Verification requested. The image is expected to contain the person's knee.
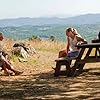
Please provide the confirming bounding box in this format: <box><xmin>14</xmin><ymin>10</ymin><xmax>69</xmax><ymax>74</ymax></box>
<box><xmin>59</xmin><ymin>50</ymin><xmax>67</xmax><ymax>57</ymax></box>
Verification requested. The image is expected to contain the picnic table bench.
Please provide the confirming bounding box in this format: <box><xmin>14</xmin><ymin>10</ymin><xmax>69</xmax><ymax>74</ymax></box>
<box><xmin>54</xmin><ymin>43</ymin><xmax>100</xmax><ymax>77</ymax></box>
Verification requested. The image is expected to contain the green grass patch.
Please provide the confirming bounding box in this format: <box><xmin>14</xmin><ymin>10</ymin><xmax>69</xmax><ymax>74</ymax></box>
<box><xmin>10</xmin><ymin>54</ymin><xmax>18</xmax><ymax>62</ymax></box>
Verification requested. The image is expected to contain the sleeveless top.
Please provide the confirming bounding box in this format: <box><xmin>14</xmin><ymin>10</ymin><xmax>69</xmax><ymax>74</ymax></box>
<box><xmin>68</xmin><ymin>36</ymin><xmax>79</xmax><ymax>52</ymax></box>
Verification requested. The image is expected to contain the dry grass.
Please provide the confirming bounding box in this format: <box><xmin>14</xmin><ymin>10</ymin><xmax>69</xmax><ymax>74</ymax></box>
<box><xmin>0</xmin><ymin>38</ymin><xmax>100</xmax><ymax>100</ymax></box>
<box><xmin>25</xmin><ymin>40</ymin><xmax>66</xmax><ymax>52</ymax></box>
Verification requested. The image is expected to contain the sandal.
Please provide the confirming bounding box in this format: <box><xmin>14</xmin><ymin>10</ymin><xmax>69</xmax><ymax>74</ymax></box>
<box><xmin>15</xmin><ymin>71</ymin><xmax>23</xmax><ymax>75</ymax></box>
<box><xmin>4</xmin><ymin>72</ymin><xmax>10</xmax><ymax>76</ymax></box>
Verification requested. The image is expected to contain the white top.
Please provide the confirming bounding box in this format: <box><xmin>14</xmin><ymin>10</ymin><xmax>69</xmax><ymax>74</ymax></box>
<box><xmin>68</xmin><ymin>36</ymin><xmax>79</xmax><ymax>52</ymax></box>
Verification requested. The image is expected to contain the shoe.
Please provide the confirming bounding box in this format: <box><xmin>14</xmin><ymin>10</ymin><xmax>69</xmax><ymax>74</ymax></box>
<box><xmin>15</xmin><ymin>71</ymin><xmax>23</xmax><ymax>75</ymax></box>
<box><xmin>4</xmin><ymin>72</ymin><xmax>10</xmax><ymax>76</ymax></box>
<box><xmin>4</xmin><ymin>72</ymin><xmax>14</xmax><ymax>76</ymax></box>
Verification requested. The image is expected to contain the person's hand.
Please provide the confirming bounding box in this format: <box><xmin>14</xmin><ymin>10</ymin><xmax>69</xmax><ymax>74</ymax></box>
<box><xmin>79</xmin><ymin>40</ymin><xmax>87</xmax><ymax>44</ymax></box>
<box><xmin>84</xmin><ymin>40</ymin><xmax>87</xmax><ymax>44</ymax></box>
<box><xmin>59</xmin><ymin>50</ymin><xmax>67</xmax><ymax>58</ymax></box>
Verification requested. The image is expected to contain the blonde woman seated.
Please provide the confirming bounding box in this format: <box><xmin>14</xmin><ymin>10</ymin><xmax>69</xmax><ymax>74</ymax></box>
<box><xmin>59</xmin><ymin>28</ymin><xmax>87</xmax><ymax>58</ymax></box>
<box><xmin>0</xmin><ymin>32</ymin><xmax>23</xmax><ymax>76</ymax></box>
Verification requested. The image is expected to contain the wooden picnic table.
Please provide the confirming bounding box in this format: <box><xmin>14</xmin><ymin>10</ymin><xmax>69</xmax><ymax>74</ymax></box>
<box><xmin>71</xmin><ymin>43</ymin><xmax>100</xmax><ymax>76</ymax></box>
<box><xmin>54</xmin><ymin>43</ymin><xmax>100</xmax><ymax>77</ymax></box>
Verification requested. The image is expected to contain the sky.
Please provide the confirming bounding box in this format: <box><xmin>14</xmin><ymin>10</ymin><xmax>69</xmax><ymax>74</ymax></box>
<box><xmin>0</xmin><ymin>0</ymin><xmax>100</xmax><ymax>19</ymax></box>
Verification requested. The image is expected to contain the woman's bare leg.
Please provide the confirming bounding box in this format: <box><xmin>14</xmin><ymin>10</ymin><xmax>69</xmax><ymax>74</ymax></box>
<box><xmin>2</xmin><ymin>61</ymin><xmax>10</xmax><ymax>75</ymax></box>
<box><xmin>3</xmin><ymin>61</ymin><xmax>23</xmax><ymax>75</ymax></box>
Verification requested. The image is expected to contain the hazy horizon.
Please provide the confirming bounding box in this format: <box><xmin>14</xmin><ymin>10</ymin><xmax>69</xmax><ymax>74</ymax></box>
<box><xmin>0</xmin><ymin>0</ymin><xmax>100</xmax><ymax>19</ymax></box>
<box><xmin>0</xmin><ymin>13</ymin><xmax>100</xmax><ymax>20</ymax></box>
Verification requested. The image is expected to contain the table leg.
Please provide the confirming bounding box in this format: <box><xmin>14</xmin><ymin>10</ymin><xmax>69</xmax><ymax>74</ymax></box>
<box><xmin>54</xmin><ymin>61</ymin><xmax>61</xmax><ymax>77</ymax></box>
<box><xmin>95</xmin><ymin>47</ymin><xmax>98</xmax><ymax>57</ymax></box>
<box><xmin>77</xmin><ymin>47</ymin><xmax>93</xmax><ymax>74</ymax></box>
<box><xmin>54</xmin><ymin>60</ymin><xmax>71</xmax><ymax>77</ymax></box>
<box><xmin>97</xmin><ymin>47</ymin><xmax>100</xmax><ymax>56</ymax></box>
<box><xmin>71</xmin><ymin>48</ymin><xmax>85</xmax><ymax>76</ymax></box>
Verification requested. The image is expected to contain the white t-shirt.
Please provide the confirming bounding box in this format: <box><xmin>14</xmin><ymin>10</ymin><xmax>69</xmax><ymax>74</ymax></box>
<box><xmin>68</xmin><ymin>36</ymin><xmax>79</xmax><ymax>52</ymax></box>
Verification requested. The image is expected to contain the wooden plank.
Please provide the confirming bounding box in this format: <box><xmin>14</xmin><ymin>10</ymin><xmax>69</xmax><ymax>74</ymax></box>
<box><xmin>88</xmin><ymin>56</ymin><xmax>100</xmax><ymax>58</ymax></box>
<box><xmin>77</xmin><ymin>57</ymin><xmax>100</xmax><ymax>64</ymax></box>
<box><xmin>85</xmin><ymin>48</ymin><xmax>93</xmax><ymax>58</ymax></box>
<box><xmin>95</xmin><ymin>48</ymin><xmax>98</xmax><ymax>57</ymax></box>
<box><xmin>76</xmin><ymin>43</ymin><xmax>100</xmax><ymax>48</ymax></box>
<box><xmin>97</xmin><ymin>47</ymin><xmax>100</xmax><ymax>55</ymax></box>
<box><xmin>55</xmin><ymin>57</ymin><xmax>70</xmax><ymax>62</ymax></box>
<box><xmin>77</xmin><ymin>47</ymin><xmax>93</xmax><ymax>69</ymax></box>
<box><xmin>55</xmin><ymin>56</ymin><xmax>77</xmax><ymax>62</ymax></box>
<box><xmin>92</xmin><ymin>39</ymin><xmax>100</xmax><ymax>43</ymax></box>
<box><xmin>71</xmin><ymin>48</ymin><xmax>85</xmax><ymax>76</ymax></box>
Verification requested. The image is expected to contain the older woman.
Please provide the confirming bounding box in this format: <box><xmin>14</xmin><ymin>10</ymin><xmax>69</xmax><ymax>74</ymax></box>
<box><xmin>0</xmin><ymin>32</ymin><xmax>23</xmax><ymax>76</ymax></box>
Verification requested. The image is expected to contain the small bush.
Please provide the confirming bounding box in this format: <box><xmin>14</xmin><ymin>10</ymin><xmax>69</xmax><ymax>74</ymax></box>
<box><xmin>29</xmin><ymin>35</ymin><xmax>41</xmax><ymax>41</ymax></box>
<box><xmin>49</xmin><ymin>36</ymin><xmax>56</xmax><ymax>41</ymax></box>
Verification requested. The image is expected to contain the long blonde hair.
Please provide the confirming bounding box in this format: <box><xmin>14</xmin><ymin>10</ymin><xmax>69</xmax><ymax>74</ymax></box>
<box><xmin>66</xmin><ymin>27</ymin><xmax>82</xmax><ymax>37</ymax></box>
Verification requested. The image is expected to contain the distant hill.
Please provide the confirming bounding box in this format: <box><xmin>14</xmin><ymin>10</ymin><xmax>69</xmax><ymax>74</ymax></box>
<box><xmin>0</xmin><ymin>14</ymin><xmax>100</xmax><ymax>27</ymax></box>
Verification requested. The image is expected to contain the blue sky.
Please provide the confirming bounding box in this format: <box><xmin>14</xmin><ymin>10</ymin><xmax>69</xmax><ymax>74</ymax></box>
<box><xmin>0</xmin><ymin>0</ymin><xmax>100</xmax><ymax>19</ymax></box>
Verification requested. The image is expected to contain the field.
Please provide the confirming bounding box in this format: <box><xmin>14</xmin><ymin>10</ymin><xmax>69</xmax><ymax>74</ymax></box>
<box><xmin>0</xmin><ymin>38</ymin><xmax>100</xmax><ymax>100</ymax></box>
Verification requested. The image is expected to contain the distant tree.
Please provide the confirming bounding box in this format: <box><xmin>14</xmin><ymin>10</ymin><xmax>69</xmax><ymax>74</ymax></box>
<box><xmin>29</xmin><ymin>35</ymin><xmax>41</xmax><ymax>41</ymax></box>
<box><xmin>49</xmin><ymin>36</ymin><xmax>56</xmax><ymax>41</ymax></box>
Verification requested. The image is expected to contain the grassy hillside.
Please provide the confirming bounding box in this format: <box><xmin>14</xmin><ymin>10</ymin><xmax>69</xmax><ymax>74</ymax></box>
<box><xmin>0</xmin><ymin>38</ymin><xmax>100</xmax><ymax>99</ymax></box>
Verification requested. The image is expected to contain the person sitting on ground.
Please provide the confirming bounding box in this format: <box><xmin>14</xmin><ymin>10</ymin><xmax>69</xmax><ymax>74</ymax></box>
<box><xmin>0</xmin><ymin>32</ymin><xmax>23</xmax><ymax>76</ymax></box>
<box><xmin>58</xmin><ymin>27</ymin><xmax>87</xmax><ymax>58</ymax></box>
